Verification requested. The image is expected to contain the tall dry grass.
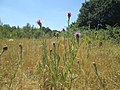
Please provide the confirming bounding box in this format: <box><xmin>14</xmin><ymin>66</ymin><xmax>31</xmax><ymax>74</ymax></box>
<box><xmin>0</xmin><ymin>38</ymin><xmax>120</xmax><ymax>90</ymax></box>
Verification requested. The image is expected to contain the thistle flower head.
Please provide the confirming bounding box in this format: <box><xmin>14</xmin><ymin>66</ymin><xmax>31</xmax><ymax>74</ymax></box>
<box><xmin>74</xmin><ymin>32</ymin><xmax>81</xmax><ymax>38</ymax></box>
<box><xmin>52</xmin><ymin>42</ymin><xmax>56</xmax><ymax>47</ymax></box>
<box><xmin>68</xmin><ymin>12</ymin><xmax>71</xmax><ymax>18</ymax></box>
<box><xmin>62</xmin><ymin>28</ymin><xmax>65</xmax><ymax>32</ymax></box>
<box><xmin>19</xmin><ymin>43</ymin><xmax>23</xmax><ymax>49</ymax></box>
<box><xmin>37</xmin><ymin>19</ymin><xmax>42</xmax><ymax>28</ymax></box>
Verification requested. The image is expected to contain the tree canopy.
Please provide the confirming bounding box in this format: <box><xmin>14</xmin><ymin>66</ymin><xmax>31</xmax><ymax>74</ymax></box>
<box><xmin>77</xmin><ymin>0</ymin><xmax>120</xmax><ymax>28</ymax></box>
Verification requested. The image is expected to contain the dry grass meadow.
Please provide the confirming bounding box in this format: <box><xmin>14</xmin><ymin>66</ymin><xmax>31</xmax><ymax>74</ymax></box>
<box><xmin>0</xmin><ymin>38</ymin><xmax>120</xmax><ymax>90</ymax></box>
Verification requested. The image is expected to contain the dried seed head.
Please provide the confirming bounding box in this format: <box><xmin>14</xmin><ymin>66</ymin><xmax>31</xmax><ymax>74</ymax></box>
<box><xmin>77</xmin><ymin>60</ymin><xmax>80</xmax><ymax>64</ymax></box>
<box><xmin>92</xmin><ymin>62</ymin><xmax>96</xmax><ymax>65</ymax></box>
<box><xmin>19</xmin><ymin>43</ymin><xmax>23</xmax><ymax>49</ymax></box>
<box><xmin>62</xmin><ymin>28</ymin><xmax>65</xmax><ymax>32</ymax></box>
<box><xmin>92</xmin><ymin>62</ymin><xmax>97</xmax><ymax>70</ymax></box>
<box><xmin>50</xmin><ymin>49</ymin><xmax>52</xmax><ymax>52</ymax></box>
<box><xmin>3</xmin><ymin>46</ymin><xmax>8</xmax><ymax>51</ymax></box>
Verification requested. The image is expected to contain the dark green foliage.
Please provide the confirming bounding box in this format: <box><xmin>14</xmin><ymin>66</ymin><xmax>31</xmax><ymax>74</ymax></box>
<box><xmin>0</xmin><ymin>23</ymin><xmax>53</xmax><ymax>39</ymax></box>
<box><xmin>106</xmin><ymin>25</ymin><xmax>120</xmax><ymax>43</ymax></box>
<box><xmin>78</xmin><ymin>26</ymin><xmax>120</xmax><ymax>44</ymax></box>
<box><xmin>77</xmin><ymin>0</ymin><xmax>120</xmax><ymax>28</ymax></box>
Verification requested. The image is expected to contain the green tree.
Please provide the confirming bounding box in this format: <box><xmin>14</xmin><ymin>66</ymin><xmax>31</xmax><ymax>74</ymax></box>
<box><xmin>77</xmin><ymin>0</ymin><xmax>120</xmax><ymax>28</ymax></box>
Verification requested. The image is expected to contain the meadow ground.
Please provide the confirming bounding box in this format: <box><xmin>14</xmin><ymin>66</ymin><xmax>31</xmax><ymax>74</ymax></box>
<box><xmin>0</xmin><ymin>38</ymin><xmax>120</xmax><ymax>90</ymax></box>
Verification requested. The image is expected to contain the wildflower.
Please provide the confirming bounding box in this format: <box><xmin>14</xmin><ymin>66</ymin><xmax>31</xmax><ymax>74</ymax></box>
<box><xmin>68</xmin><ymin>12</ymin><xmax>71</xmax><ymax>19</ymax></box>
<box><xmin>37</xmin><ymin>19</ymin><xmax>42</xmax><ymax>28</ymax></box>
<box><xmin>52</xmin><ymin>42</ymin><xmax>56</xmax><ymax>47</ymax></box>
<box><xmin>74</xmin><ymin>32</ymin><xmax>81</xmax><ymax>38</ymax></box>
<box><xmin>67</xmin><ymin>12</ymin><xmax>71</xmax><ymax>28</ymax></box>
<box><xmin>62</xmin><ymin>28</ymin><xmax>65</xmax><ymax>32</ymax></box>
<box><xmin>74</xmin><ymin>32</ymin><xmax>81</xmax><ymax>44</ymax></box>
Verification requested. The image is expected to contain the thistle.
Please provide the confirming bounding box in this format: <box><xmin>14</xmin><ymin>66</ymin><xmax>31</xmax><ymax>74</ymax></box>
<box><xmin>52</xmin><ymin>42</ymin><xmax>56</xmax><ymax>47</ymax></box>
<box><xmin>37</xmin><ymin>19</ymin><xmax>42</xmax><ymax>29</ymax></box>
<box><xmin>67</xmin><ymin>12</ymin><xmax>71</xmax><ymax>29</ymax></box>
<box><xmin>19</xmin><ymin>43</ymin><xmax>23</xmax><ymax>60</ymax></box>
<box><xmin>74</xmin><ymin>32</ymin><xmax>81</xmax><ymax>44</ymax></box>
<box><xmin>50</xmin><ymin>49</ymin><xmax>52</xmax><ymax>52</ymax></box>
<box><xmin>50</xmin><ymin>49</ymin><xmax>52</xmax><ymax>56</ymax></box>
<box><xmin>68</xmin><ymin>12</ymin><xmax>71</xmax><ymax>19</ymax></box>
<box><xmin>0</xmin><ymin>45</ymin><xmax>8</xmax><ymax>57</ymax></box>
<box><xmin>62</xmin><ymin>28</ymin><xmax>65</xmax><ymax>32</ymax></box>
<box><xmin>92</xmin><ymin>62</ymin><xmax>105</xmax><ymax>89</ymax></box>
<box><xmin>3</xmin><ymin>46</ymin><xmax>8</xmax><ymax>51</ymax></box>
<box><xmin>8</xmin><ymin>43</ymin><xmax>23</xmax><ymax>89</ymax></box>
<box><xmin>19</xmin><ymin>43</ymin><xmax>22</xmax><ymax>49</ymax></box>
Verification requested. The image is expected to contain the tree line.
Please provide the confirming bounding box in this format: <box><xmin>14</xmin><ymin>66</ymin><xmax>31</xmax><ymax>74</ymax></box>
<box><xmin>0</xmin><ymin>23</ymin><xmax>60</xmax><ymax>39</ymax></box>
<box><xmin>76</xmin><ymin>0</ymin><xmax>120</xmax><ymax>28</ymax></box>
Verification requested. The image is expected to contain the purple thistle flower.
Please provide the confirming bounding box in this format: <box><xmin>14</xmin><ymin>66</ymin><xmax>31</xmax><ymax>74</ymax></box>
<box><xmin>74</xmin><ymin>32</ymin><xmax>81</xmax><ymax>38</ymax></box>
<box><xmin>67</xmin><ymin>12</ymin><xmax>72</xmax><ymax>29</ymax></box>
<box><xmin>74</xmin><ymin>32</ymin><xmax>81</xmax><ymax>44</ymax></box>
<box><xmin>68</xmin><ymin>12</ymin><xmax>71</xmax><ymax>18</ymax></box>
<box><xmin>52</xmin><ymin>42</ymin><xmax>56</xmax><ymax>47</ymax></box>
<box><xmin>37</xmin><ymin>19</ymin><xmax>42</xmax><ymax>28</ymax></box>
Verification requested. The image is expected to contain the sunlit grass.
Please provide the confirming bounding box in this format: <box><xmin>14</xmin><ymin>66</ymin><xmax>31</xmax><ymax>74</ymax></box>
<box><xmin>0</xmin><ymin>37</ymin><xmax>120</xmax><ymax>90</ymax></box>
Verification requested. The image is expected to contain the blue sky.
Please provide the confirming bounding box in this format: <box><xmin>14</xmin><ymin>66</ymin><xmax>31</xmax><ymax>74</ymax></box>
<box><xmin>0</xmin><ymin>0</ymin><xmax>86</xmax><ymax>30</ymax></box>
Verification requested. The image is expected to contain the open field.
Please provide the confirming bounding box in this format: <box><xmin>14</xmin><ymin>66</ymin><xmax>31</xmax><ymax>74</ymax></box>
<box><xmin>0</xmin><ymin>37</ymin><xmax>120</xmax><ymax>90</ymax></box>
<box><xmin>1</xmin><ymin>0</ymin><xmax>120</xmax><ymax>89</ymax></box>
